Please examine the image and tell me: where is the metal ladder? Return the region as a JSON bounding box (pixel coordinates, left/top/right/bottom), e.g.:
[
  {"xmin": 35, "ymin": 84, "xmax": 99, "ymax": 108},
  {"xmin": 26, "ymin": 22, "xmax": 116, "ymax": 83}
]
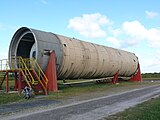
[{"xmin": 23, "ymin": 58, "xmax": 48, "ymax": 94}]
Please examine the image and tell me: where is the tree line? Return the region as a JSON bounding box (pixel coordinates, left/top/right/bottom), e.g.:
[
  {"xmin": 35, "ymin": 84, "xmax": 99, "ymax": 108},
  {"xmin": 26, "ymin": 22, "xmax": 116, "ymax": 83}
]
[{"xmin": 142, "ymin": 72, "xmax": 160, "ymax": 78}]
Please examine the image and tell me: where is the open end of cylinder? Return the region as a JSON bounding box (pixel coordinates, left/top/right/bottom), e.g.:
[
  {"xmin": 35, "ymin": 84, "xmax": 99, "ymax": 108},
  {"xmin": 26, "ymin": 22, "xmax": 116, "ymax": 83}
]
[
  {"xmin": 17, "ymin": 33, "xmax": 36, "ymax": 58},
  {"xmin": 9, "ymin": 27, "xmax": 37, "ymax": 60}
]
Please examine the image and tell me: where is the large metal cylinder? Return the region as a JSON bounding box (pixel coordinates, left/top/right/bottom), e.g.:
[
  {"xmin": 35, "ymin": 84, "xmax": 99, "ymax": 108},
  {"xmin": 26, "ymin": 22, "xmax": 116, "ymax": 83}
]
[{"xmin": 9, "ymin": 27, "xmax": 139, "ymax": 79}]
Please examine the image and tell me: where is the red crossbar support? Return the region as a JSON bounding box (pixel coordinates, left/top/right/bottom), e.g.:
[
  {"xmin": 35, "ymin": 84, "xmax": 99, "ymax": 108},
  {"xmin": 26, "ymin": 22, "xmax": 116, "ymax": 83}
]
[
  {"xmin": 112, "ymin": 70, "xmax": 119, "ymax": 84},
  {"xmin": 45, "ymin": 51, "xmax": 58, "ymax": 92},
  {"xmin": 130, "ymin": 63, "xmax": 142, "ymax": 82}
]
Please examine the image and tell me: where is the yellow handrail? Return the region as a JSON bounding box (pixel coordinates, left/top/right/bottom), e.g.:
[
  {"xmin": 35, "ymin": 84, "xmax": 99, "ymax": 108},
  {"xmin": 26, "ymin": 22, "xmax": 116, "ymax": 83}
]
[
  {"xmin": 18, "ymin": 57, "xmax": 35, "ymax": 85},
  {"xmin": 23, "ymin": 58, "xmax": 48, "ymax": 92}
]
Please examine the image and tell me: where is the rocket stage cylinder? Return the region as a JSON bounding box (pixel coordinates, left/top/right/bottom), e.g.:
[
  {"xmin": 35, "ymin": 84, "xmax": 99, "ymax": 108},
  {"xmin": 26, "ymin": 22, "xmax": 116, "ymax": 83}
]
[{"xmin": 9, "ymin": 27, "xmax": 139, "ymax": 79}]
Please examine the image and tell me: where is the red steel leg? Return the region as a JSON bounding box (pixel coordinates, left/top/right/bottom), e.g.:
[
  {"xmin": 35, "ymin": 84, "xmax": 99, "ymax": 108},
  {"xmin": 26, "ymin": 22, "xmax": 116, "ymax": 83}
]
[
  {"xmin": 45, "ymin": 51, "xmax": 58, "ymax": 92},
  {"xmin": 6, "ymin": 71, "xmax": 9, "ymax": 92},
  {"xmin": 112, "ymin": 70, "xmax": 119, "ymax": 84},
  {"xmin": 130, "ymin": 63, "xmax": 142, "ymax": 82}
]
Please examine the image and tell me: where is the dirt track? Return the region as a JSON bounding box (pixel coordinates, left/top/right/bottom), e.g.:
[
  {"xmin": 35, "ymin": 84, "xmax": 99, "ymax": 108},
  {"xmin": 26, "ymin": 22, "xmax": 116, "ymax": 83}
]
[{"xmin": 1, "ymin": 84, "xmax": 160, "ymax": 120}]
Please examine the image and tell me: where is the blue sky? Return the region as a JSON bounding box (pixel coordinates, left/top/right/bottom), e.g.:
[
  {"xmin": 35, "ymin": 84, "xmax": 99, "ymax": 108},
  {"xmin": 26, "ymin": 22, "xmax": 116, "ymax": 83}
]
[{"xmin": 0, "ymin": 0, "xmax": 160, "ymax": 73}]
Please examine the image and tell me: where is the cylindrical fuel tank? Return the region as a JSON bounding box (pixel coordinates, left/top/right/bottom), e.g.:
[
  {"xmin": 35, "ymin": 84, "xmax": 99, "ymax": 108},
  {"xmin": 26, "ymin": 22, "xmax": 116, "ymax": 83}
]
[{"xmin": 9, "ymin": 27, "xmax": 139, "ymax": 79}]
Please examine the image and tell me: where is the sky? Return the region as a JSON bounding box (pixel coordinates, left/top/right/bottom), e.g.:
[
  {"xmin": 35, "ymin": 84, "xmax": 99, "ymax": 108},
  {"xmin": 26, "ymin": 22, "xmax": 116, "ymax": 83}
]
[{"xmin": 0, "ymin": 0, "xmax": 160, "ymax": 73}]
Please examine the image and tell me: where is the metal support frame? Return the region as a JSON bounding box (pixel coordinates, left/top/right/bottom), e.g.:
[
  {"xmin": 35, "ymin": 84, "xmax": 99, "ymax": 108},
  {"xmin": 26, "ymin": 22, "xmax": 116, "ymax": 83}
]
[
  {"xmin": 130, "ymin": 63, "xmax": 142, "ymax": 82},
  {"xmin": 5, "ymin": 70, "xmax": 23, "ymax": 93},
  {"xmin": 0, "ymin": 56, "xmax": 50, "ymax": 95},
  {"xmin": 111, "ymin": 63, "xmax": 142, "ymax": 83},
  {"xmin": 112, "ymin": 70, "xmax": 119, "ymax": 84},
  {"xmin": 45, "ymin": 51, "xmax": 58, "ymax": 92},
  {"xmin": 14, "ymin": 71, "xmax": 21, "ymax": 91}
]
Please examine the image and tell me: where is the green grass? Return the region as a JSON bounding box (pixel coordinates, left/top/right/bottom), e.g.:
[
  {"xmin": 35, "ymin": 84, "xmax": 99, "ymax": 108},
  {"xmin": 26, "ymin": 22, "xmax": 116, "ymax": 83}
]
[
  {"xmin": 0, "ymin": 80, "xmax": 159, "ymax": 105},
  {"xmin": 142, "ymin": 77, "xmax": 160, "ymax": 80},
  {"xmin": 0, "ymin": 79, "xmax": 30, "ymax": 105},
  {"xmin": 0, "ymin": 78, "xmax": 27, "ymax": 105},
  {"xmin": 1, "ymin": 80, "xmax": 15, "ymax": 90},
  {"xmin": 106, "ymin": 97, "xmax": 160, "ymax": 120},
  {"xmin": 44, "ymin": 81, "xmax": 158, "ymax": 100},
  {"xmin": 46, "ymin": 82, "xmax": 115, "ymax": 100},
  {"xmin": 0, "ymin": 92, "xmax": 23, "ymax": 105}
]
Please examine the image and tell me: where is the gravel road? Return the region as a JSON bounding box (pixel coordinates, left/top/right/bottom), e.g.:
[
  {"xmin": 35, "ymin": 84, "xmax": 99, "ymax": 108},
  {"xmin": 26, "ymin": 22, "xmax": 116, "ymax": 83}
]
[{"xmin": 3, "ymin": 84, "xmax": 160, "ymax": 120}]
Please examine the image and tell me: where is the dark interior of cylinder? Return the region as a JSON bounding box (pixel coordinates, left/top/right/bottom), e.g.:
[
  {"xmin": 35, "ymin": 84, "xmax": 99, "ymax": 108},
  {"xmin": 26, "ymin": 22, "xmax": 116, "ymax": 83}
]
[{"xmin": 17, "ymin": 33, "xmax": 35, "ymax": 58}]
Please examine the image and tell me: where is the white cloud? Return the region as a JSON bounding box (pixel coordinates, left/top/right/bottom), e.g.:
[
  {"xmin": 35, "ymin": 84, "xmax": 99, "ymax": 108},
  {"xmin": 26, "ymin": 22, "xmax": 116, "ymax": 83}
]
[
  {"xmin": 105, "ymin": 21, "xmax": 146, "ymax": 48},
  {"xmin": 0, "ymin": 22, "xmax": 17, "ymax": 60},
  {"xmin": 109, "ymin": 28, "xmax": 122, "ymax": 37},
  {"xmin": 106, "ymin": 37, "xmax": 121, "ymax": 48},
  {"xmin": 122, "ymin": 20, "xmax": 147, "ymax": 39},
  {"xmin": 0, "ymin": 44, "xmax": 9, "ymax": 60},
  {"xmin": 68, "ymin": 13, "xmax": 112, "ymax": 38},
  {"xmin": 0, "ymin": 51, "xmax": 8, "ymax": 60},
  {"xmin": 103, "ymin": 20, "xmax": 160, "ymax": 50},
  {"xmin": 147, "ymin": 28, "xmax": 160, "ymax": 48},
  {"xmin": 125, "ymin": 38, "xmax": 140, "ymax": 46},
  {"xmin": 121, "ymin": 20, "xmax": 160, "ymax": 48},
  {"xmin": 138, "ymin": 51, "xmax": 160, "ymax": 73},
  {"xmin": 145, "ymin": 11, "xmax": 158, "ymax": 19}
]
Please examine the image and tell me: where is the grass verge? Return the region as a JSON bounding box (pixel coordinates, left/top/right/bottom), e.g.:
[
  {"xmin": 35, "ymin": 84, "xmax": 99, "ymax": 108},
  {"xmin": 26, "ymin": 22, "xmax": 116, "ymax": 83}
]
[
  {"xmin": 143, "ymin": 77, "xmax": 160, "ymax": 80},
  {"xmin": 0, "ymin": 92, "xmax": 23, "ymax": 105},
  {"xmin": 106, "ymin": 97, "xmax": 160, "ymax": 120},
  {"xmin": 43, "ymin": 81, "xmax": 159, "ymax": 100},
  {"xmin": 0, "ymin": 80, "xmax": 159, "ymax": 105}
]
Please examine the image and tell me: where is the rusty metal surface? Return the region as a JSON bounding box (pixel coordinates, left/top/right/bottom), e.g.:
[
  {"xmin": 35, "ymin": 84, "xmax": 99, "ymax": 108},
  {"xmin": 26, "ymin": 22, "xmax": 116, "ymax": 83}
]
[
  {"xmin": 57, "ymin": 35, "xmax": 138, "ymax": 79},
  {"xmin": 9, "ymin": 27, "xmax": 139, "ymax": 79}
]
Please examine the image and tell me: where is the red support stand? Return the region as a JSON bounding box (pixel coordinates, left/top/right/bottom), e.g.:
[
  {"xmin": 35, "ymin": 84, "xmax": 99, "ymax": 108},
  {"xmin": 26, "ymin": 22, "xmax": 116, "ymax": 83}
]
[
  {"xmin": 6, "ymin": 71, "xmax": 9, "ymax": 92},
  {"xmin": 130, "ymin": 63, "xmax": 142, "ymax": 82},
  {"xmin": 14, "ymin": 72, "xmax": 18, "ymax": 91},
  {"xmin": 14, "ymin": 79, "xmax": 18, "ymax": 91},
  {"xmin": 45, "ymin": 51, "xmax": 58, "ymax": 92},
  {"xmin": 112, "ymin": 70, "xmax": 119, "ymax": 84},
  {"xmin": 18, "ymin": 71, "xmax": 22, "ymax": 91},
  {"xmin": 14, "ymin": 71, "xmax": 22, "ymax": 92}
]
